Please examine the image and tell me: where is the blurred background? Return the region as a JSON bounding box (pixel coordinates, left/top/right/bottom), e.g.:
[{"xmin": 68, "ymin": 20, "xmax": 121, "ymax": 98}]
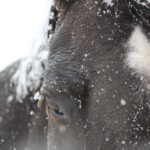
[{"xmin": 0, "ymin": 0, "xmax": 52, "ymax": 71}]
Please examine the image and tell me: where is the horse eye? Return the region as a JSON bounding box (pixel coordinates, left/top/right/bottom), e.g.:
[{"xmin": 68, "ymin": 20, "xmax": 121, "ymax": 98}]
[
  {"xmin": 47, "ymin": 104, "xmax": 64, "ymax": 116},
  {"xmin": 53, "ymin": 108, "xmax": 64, "ymax": 116}
]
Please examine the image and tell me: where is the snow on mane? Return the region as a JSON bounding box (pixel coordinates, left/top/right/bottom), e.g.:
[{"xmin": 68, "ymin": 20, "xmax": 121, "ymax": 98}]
[
  {"xmin": 12, "ymin": 44, "xmax": 48, "ymax": 101},
  {"xmin": 103, "ymin": 0, "xmax": 150, "ymax": 7},
  {"xmin": 11, "ymin": 0, "xmax": 53, "ymax": 101},
  {"xmin": 136, "ymin": 0, "xmax": 150, "ymax": 7},
  {"xmin": 103, "ymin": 0, "xmax": 113, "ymax": 6}
]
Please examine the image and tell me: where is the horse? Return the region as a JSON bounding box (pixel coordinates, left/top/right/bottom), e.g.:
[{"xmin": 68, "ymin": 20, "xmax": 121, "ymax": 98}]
[
  {"xmin": 0, "ymin": 0, "xmax": 150, "ymax": 149},
  {"xmin": 41, "ymin": 0, "xmax": 150, "ymax": 150}
]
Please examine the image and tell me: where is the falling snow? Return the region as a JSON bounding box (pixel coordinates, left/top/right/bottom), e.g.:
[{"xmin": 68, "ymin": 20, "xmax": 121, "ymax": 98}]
[{"xmin": 120, "ymin": 99, "xmax": 126, "ymax": 106}]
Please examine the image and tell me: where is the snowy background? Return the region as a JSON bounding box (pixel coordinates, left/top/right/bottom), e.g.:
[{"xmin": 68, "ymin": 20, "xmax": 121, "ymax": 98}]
[{"xmin": 0, "ymin": 0, "xmax": 52, "ymax": 71}]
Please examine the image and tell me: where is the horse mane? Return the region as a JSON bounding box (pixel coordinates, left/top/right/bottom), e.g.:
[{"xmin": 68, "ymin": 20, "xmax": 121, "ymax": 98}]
[
  {"xmin": 54, "ymin": 0, "xmax": 150, "ymax": 27},
  {"xmin": 54, "ymin": 0, "xmax": 75, "ymax": 14},
  {"xmin": 117, "ymin": 0, "xmax": 150, "ymax": 27}
]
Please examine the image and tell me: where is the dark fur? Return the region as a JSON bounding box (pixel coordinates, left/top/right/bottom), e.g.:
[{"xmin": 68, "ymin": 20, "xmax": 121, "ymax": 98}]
[{"xmin": 43, "ymin": 0, "xmax": 150, "ymax": 150}]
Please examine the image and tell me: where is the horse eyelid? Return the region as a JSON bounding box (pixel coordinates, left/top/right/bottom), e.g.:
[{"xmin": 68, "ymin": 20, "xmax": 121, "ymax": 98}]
[{"xmin": 47, "ymin": 103, "xmax": 64, "ymax": 116}]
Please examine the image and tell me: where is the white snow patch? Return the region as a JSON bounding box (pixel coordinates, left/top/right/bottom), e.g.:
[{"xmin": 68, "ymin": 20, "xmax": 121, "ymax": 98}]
[
  {"xmin": 105, "ymin": 137, "xmax": 109, "ymax": 142},
  {"xmin": 120, "ymin": 99, "xmax": 126, "ymax": 106},
  {"xmin": 1, "ymin": 139, "xmax": 5, "ymax": 143},
  {"xmin": 7, "ymin": 95, "xmax": 14, "ymax": 103},
  {"xmin": 136, "ymin": 0, "xmax": 150, "ymax": 7},
  {"xmin": 30, "ymin": 110, "xmax": 35, "ymax": 115},
  {"xmin": 12, "ymin": 47, "xmax": 48, "ymax": 101},
  {"xmin": 103, "ymin": 0, "xmax": 113, "ymax": 6},
  {"xmin": 125, "ymin": 26, "xmax": 150, "ymax": 78},
  {"xmin": 34, "ymin": 92, "xmax": 43, "ymax": 101},
  {"xmin": 121, "ymin": 140, "xmax": 126, "ymax": 145}
]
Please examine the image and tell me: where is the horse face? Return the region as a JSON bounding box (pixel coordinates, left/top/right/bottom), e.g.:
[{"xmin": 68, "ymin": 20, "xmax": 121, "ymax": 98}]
[{"xmin": 42, "ymin": 0, "xmax": 150, "ymax": 149}]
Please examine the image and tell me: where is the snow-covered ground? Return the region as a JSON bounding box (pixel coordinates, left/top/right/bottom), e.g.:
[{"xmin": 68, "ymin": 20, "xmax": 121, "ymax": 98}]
[{"xmin": 0, "ymin": 0, "xmax": 52, "ymax": 71}]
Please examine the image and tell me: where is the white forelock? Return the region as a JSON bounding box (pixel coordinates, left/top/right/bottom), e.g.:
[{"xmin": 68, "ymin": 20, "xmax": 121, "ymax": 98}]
[{"xmin": 125, "ymin": 26, "xmax": 150, "ymax": 78}]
